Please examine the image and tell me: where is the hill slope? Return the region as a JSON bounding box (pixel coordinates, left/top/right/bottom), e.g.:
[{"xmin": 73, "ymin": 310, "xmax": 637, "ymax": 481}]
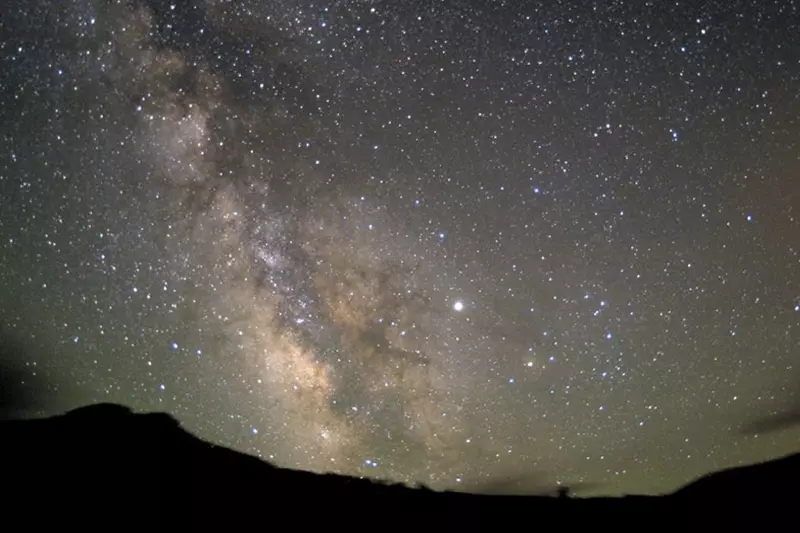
[{"xmin": 1, "ymin": 404, "xmax": 795, "ymax": 528}]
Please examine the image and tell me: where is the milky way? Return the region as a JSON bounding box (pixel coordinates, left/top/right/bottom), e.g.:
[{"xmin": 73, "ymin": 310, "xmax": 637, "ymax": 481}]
[{"xmin": 1, "ymin": 0, "xmax": 798, "ymax": 496}]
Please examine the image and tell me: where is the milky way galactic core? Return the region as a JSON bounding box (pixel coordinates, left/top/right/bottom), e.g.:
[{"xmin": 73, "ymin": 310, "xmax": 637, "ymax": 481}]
[{"xmin": 1, "ymin": 0, "xmax": 798, "ymax": 496}]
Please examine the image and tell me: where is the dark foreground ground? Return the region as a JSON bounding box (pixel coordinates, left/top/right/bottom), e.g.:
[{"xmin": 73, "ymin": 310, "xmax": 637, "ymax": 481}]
[{"xmin": 1, "ymin": 404, "xmax": 797, "ymax": 529}]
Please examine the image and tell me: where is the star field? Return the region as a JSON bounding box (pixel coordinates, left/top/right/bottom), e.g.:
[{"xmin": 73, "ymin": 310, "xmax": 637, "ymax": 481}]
[{"xmin": 1, "ymin": 0, "xmax": 798, "ymax": 496}]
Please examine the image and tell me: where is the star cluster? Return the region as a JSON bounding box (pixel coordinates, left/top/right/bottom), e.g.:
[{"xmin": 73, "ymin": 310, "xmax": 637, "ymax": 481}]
[{"xmin": 1, "ymin": 0, "xmax": 798, "ymax": 496}]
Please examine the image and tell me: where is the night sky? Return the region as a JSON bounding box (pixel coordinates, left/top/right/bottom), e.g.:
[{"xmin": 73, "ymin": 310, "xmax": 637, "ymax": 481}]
[{"xmin": 1, "ymin": 0, "xmax": 798, "ymax": 496}]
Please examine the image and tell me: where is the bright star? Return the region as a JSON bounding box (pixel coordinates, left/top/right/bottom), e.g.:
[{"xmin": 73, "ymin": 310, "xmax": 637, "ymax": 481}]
[{"xmin": 453, "ymin": 300, "xmax": 464, "ymax": 312}]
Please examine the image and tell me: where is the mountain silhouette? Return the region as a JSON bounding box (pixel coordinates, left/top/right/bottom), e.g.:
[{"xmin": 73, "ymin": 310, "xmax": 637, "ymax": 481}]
[{"xmin": 1, "ymin": 403, "xmax": 796, "ymax": 528}]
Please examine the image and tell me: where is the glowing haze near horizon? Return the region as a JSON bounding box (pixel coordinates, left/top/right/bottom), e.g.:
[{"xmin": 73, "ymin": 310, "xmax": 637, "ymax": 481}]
[{"xmin": 0, "ymin": 0, "xmax": 798, "ymax": 496}]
